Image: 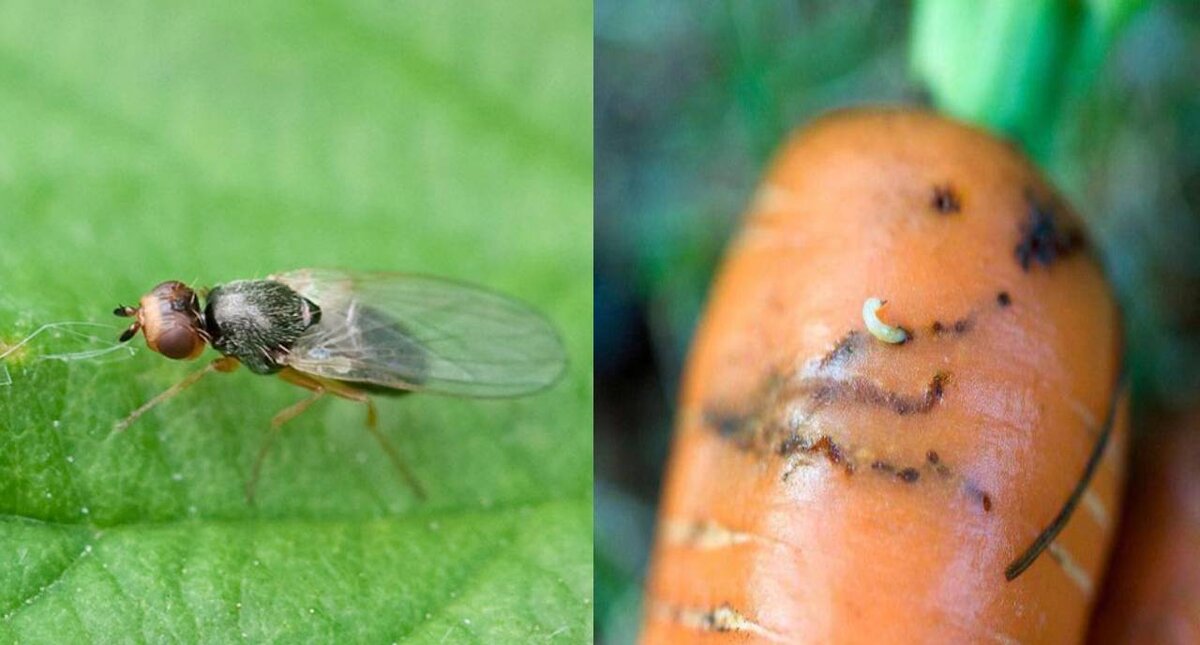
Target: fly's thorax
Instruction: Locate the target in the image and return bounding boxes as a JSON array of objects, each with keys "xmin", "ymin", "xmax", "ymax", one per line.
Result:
[{"xmin": 203, "ymin": 279, "xmax": 322, "ymax": 374}]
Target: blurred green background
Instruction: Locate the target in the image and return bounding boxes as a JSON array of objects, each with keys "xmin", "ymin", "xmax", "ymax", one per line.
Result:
[
  {"xmin": 595, "ymin": 0, "xmax": 1199, "ymax": 641},
  {"xmin": 0, "ymin": 1, "xmax": 592, "ymax": 643}
]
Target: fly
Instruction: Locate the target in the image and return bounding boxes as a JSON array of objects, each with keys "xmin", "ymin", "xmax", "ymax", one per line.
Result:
[{"xmin": 113, "ymin": 268, "xmax": 567, "ymax": 501}]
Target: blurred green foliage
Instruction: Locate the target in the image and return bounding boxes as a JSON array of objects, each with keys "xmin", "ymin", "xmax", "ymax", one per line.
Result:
[
  {"xmin": 0, "ymin": 1, "xmax": 592, "ymax": 642},
  {"xmin": 912, "ymin": 0, "xmax": 1147, "ymax": 161},
  {"xmin": 596, "ymin": 0, "xmax": 1198, "ymax": 642}
]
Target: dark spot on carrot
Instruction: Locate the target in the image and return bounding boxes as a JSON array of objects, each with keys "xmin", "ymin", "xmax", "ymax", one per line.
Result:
[
  {"xmin": 964, "ymin": 481, "xmax": 994, "ymax": 512},
  {"xmin": 929, "ymin": 372, "xmax": 948, "ymax": 402},
  {"xmin": 1015, "ymin": 191, "xmax": 1084, "ymax": 270},
  {"xmin": 935, "ymin": 464, "xmax": 952, "ymax": 478},
  {"xmin": 932, "ymin": 319, "xmax": 971, "ymax": 336},
  {"xmin": 997, "ymin": 291, "xmax": 1011, "ymax": 307},
  {"xmin": 932, "ymin": 185, "xmax": 961, "ymax": 214},
  {"xmin": 898, "ymin": 468, "xmax": 920, "ymax": 483},
  {"xmin": 704, "ymin": 406, "xmax": 769, "ymax": 453},
  {"xmin": 926, "ymin": 450, "xmax": 940, "ymax": 464},
  {"xmin": 706, "ymin": 410, "xmax": 746, "ymax": 440}
]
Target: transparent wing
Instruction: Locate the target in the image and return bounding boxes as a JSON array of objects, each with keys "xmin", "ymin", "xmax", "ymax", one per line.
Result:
[{"xmin": 272, "ymin": 269, "xmax": 567, "ymax": 397}]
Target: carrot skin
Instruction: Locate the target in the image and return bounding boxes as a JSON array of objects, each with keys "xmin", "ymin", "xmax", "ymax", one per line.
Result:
[{"xmin": 642, "ymin": 108, "xmax": 1126, "ymax": 644}]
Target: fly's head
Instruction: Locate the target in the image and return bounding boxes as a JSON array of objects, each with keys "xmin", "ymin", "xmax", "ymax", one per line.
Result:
[{"xmin": 115, "ymin": 280, "xmax": 208, "ymax": 360}]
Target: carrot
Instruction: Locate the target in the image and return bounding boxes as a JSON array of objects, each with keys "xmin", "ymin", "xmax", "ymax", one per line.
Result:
[
  {"xmin": 641, "ymin": 108, "xmax": 1127, "ymax": 643},
  {"xmin": 1089, "ymin": 413, "xmax": 1200, "ymax": 643}
]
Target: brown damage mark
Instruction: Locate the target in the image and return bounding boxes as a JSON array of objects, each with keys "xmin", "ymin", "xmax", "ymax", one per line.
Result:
[
  {"xmin": 870, "ymin": 460, "xmax": 922, "ymax": 484},
  {"xmin": 932, "ymin": 184, "xmax": 962, "ymax": 214},
  {"xmin": 700, "ymin": 337, "xmax": 1005, "ymax": 513},
  {"xmin": 706, "ymin": 406, "xmax": 996, "ymax": 507},
  {"xmin": 1015, "ymin": 190, "xmax": 1085, "ymax": 271},
  {"xmin": 966, "ymin": 481, "xmax": 994, "ymax": 513},
  {"xmin": 806, "ymin": 371, "xmax": 948, "ymax": 416},
  {"xmin": 996, "ymin": 291, "xmax": 1012, "ymax": 307},
  {"xmin": 818, "ymin": 330, "xmax": 865, "ymax": 369},
  {"xmin": 931, "ymin": 318, "xmax": 973, "ymax": 336},
  {"xmin": 778, "ymin": 434, "xmax": 855, "ymax": 475}
]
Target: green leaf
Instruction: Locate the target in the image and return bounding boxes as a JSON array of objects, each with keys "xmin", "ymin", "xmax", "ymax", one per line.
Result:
[{"xmin": 0, "ymin": 1, "xmax": 592, "ymax": 642}]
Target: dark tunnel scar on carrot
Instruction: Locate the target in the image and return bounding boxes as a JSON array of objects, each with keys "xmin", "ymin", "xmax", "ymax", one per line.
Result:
[
  {"xmin": 779, "ymin": 434, "xmax": 853, "ymax": 475},
  {"xmin": 819, "ymin": 330, "xmax": 864, "ymax": 368},
  {"xmin": 804, "ymin": 372, "xmax": 948, "ymax": 416},
  {"xmin": 707, "ymin": 406, "xmax": 994, "ymax": 508},
  {"xmin": 1014, "ymin": 190, "xmax": 1085, "ymax": 270}
]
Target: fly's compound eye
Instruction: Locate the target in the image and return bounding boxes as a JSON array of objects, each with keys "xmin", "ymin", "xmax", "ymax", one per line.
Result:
[{"xmin": 155, "ymin": 326, "xmax": 203, "ymax": 360}]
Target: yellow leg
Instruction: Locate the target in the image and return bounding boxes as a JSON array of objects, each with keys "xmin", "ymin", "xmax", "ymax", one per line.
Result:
[
  {"xmin": 363, "ymin": 404, "xmax": 427, "ymax": 500},
  {"xmin": 251, "ymin": 368, "xmax": 427, "ymax": 501},
  {"xmin": 245, "ymin": 387, "xmax": 328, "ymax": 503},
  {"xmin": 113, "ymin": 356, "xmax": 240, "ymax": 433}
]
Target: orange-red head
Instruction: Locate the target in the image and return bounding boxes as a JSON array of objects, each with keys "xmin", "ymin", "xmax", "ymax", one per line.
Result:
[{"xmin": 114, "ymin": 280, "xmax": 207, "ymax": 360}]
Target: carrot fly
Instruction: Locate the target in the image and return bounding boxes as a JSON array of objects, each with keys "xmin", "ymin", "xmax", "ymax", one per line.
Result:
[{"xmin": 112, "ymin": 268, "xmax": 566, "ymax": 500}]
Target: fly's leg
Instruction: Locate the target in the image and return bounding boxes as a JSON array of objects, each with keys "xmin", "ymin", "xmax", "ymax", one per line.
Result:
[
  {"xmin": 113, "ymin": 356, "xmax": 240, "ymax": 433},
  {"xmin": 258, "ymin": 368, "xmax": 427, "ymax": 501},
  {"xmin": 362, "ymin": 403, "xmax": 427, "ymax": 500},
  {"xmin": 244, "ymin": 386, "xmax": 328, "ymax": 503}
]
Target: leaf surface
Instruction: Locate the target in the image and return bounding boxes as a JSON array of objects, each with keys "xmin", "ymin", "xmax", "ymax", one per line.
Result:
[{"xmin": 0, "ymin": 2, "xmax": 592, "ymax": 642}]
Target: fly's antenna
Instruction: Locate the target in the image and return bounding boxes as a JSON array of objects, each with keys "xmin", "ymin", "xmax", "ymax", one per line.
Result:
[
  {"xmin": 1, "ymin": 321, "xmax": 138, "ymax": 386},
  {"xmin": 114, "ymin": 305, "xmax": 141, "ymax": 342}
]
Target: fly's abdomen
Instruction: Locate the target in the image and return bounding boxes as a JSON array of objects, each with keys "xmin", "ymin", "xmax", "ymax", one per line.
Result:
[{"xmin": 358, "ymin": 306, "xmax": 428, "ymax": 385}]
